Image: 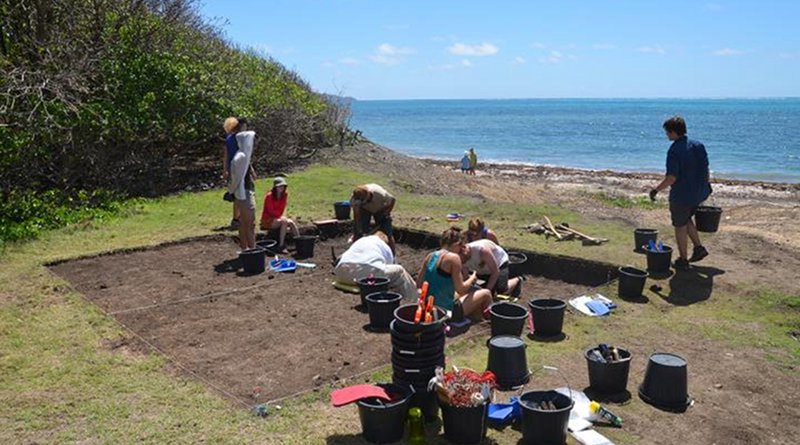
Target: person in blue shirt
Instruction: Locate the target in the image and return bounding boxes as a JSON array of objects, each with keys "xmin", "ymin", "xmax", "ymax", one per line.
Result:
[
  {"xmin": 649, "ymin": 116, "xmax": 712, "ymax": 270},
  {"xmin": 459, "ymin": 151, "xmax": 470, "ymax": 173}
]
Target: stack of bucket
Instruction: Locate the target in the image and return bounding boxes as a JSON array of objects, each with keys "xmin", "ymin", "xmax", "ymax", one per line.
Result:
[{"xmin": 390, "ymin": 304, "xmax": 446, "ymax": 421}]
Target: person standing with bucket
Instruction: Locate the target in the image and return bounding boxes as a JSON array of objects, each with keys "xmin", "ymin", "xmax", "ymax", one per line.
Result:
[
  {"xmin": 649, "ymin": 116, "xmax": 711, "ymax": 270},
  {"xmin": 350, "ymin": 184, "xmax": 396, "ymax": 253},
  {"xmin": 226, "ymin": 120, "xmax": 258, "ymax": 251}
]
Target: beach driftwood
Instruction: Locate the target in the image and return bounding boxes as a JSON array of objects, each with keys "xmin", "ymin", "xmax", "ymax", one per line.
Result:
[
  {"xmin": 556, "ymin": 224, "xmax": 608, "ymax": 246},
  {"xmin": 526, "ymin": 217, "xmax": 608, "ymax": 246}
]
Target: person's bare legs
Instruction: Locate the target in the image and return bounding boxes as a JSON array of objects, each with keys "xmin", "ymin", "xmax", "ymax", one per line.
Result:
[
  {"xmin": 674, "ymin": 225, "xmax": 689, "ymax": 260},
  {"xmin": 459, "ymin": 288, "xmax": 492, "ymax": 322},
  {"xmin": 238, "ymin": 202, "xmax": 256, "ymax": 250},
  {"xmin": 687, "ymin": 220, "xmax": 702, "ymax": 248},
  {"xmin": 507, "ymin": 277, "xmax": 520, "ymax": 295}
]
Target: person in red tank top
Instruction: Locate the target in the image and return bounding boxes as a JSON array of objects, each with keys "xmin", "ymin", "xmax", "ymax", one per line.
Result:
[{"xmin": 260, "ymin": 176, "xmax": 299, "ymax": 253}]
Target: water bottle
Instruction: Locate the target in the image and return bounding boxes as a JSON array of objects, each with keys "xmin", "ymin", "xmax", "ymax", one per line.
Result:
[
  {"xmin": 589, "ymin": 401, "xmax": 623, "ymax": 427},
  {"xmin": 408, "ymin": 407, "xmax": 426, "ymax": 444}
]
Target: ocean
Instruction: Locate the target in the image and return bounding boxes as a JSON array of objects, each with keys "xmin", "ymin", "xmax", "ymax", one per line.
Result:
[{"xmin": 349, "ymin": 98, "xmax": 800, "ymax": 183}]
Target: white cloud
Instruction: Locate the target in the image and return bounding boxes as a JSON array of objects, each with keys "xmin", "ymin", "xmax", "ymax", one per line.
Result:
[
  {"xmin": 338, "ymin": 57, "xmax": 362, "ymax": 65},
  {"xmin": 448, "ymin": 42, "xmax": 499, "ymax": 56},
  {"xmin": 531, "ymin": 42, "xmax": 546, "ymax": 49},
  {"xmin": 538, "ymin": 50, "xmax": 564, "ymax": 64},
  {"xmin": 593, "ymin": 43, "xmax": 616, "ymax": 50},
  {"xmin": 712, "ymin": 48, "xmax": 742, "ymax": 57},
  {"xmin": 370, "ymin": 43, "xmax": 415, "ymax": 65},
  {"xmin": 638, "ymin": 46, "xmax": 666, "ymax": 55},
  {"xmin": 461, "ymin": 59, "xmax": 472, "ymax": 67},
  {"xmin": 377, "ymin": 43, "xmax": 415, "ymax": 56},
  {"xmin": 513, "ymin": 56, "xmax": 526, "ymax": 64}
]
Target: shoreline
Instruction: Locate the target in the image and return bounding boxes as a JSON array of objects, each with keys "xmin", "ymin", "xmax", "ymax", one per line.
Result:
[{"xmin": 419, "ymin": 156, "xmax": 800, "ymax": 193}]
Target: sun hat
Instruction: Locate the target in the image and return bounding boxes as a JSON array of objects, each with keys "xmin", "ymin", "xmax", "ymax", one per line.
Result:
[{"xmin": 273, "ymin": 177, "xmax": 288, "ymax": 187}]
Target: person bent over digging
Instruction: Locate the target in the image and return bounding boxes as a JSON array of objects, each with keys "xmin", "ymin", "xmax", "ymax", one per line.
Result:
[
  {"xmin": 461, "ymin": 238, "xmax": 522, "ymax": 298},
  {"xmin": 260, "ymin": 176, "xmax": 299, "ymax": 254},
  {"xmin": 350, "ymin": 183, "xmax": 396, "ymax": 253},
  {"xmin": 466, "ymin": 217, "xmax": 500, "ymax": 245},
  {"xmin": 649, "ymin": 115, "xmax": 711, "ymax": 271},
  {"xmin": 334, "ymin": 231, "xmax": 417, "ymax": 299},
  {"xmin": 417, "ymin": 227, "xmax": 492, "ymax": 321}
]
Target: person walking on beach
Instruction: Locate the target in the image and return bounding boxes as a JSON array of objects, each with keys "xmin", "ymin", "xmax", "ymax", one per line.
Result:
[
  {"xmin": 649, "ymin": 115, "xmax": 711, "ymax": 270},
  {"xmin": 460, "ymin": 151, "xmax": 471, "ymax": 173},
  {"xmin": 468, "ymin": 147, "xmax": 478, "ymax": 175}
]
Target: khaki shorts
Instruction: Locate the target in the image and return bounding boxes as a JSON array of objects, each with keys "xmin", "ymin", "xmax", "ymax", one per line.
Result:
[{"xmin": 236, "ymin": 190, "xmax": 256, "ymax": 211}]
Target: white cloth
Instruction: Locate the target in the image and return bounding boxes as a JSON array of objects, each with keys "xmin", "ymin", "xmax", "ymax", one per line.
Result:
[
  {"xmin": 464, "ymin": 239, "xmax": 509, "ymax": 274},
  {"xmin": 228, "ymin": 131, "xmax": 255, "ymax": 200},
  {"xmin": 338, "ymin": 235, "xmax": 394, "ymax": 270}
]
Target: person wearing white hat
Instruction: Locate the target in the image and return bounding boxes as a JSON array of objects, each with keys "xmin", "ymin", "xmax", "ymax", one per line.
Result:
[{"xmin": 260, "ymin": 176, "xmax": 299, "ymax": 253}]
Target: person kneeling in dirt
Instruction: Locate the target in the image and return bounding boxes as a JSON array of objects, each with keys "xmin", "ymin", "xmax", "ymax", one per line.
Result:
[
  {"xmin": 417, "ymin": 227, "xmax": 492, "ymax": 321},
  {"xmin": 334, "ymin": 231, "xmax": 417, "ymax": 299},
  {"xmin": 461, "ymin": 238, "xmax": 521, "ymax": 298},
  {"xmin": 260, "ymin": 176, "xmax": 300, "ymax": 254},
  {"xmin": 466, "ymin": 217, "xmax": 500, "ymax": 245},
  {"xmin": 350, "ymin": 183, "xmax": 396, "ymax": 252}
]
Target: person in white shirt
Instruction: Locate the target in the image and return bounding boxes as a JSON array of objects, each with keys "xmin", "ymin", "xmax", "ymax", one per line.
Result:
[
  {"xmin": 461, "ymin": 239, "xmax": 521, "ymax": 297},
  {"xmin": 334, "ymin": 231, "xmax": 416, "ymax": 299}
]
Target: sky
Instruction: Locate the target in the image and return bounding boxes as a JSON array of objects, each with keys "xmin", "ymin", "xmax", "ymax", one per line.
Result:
[{"xmin": 199, "ymin": 0, "xmax": 800, "ymax": 100}]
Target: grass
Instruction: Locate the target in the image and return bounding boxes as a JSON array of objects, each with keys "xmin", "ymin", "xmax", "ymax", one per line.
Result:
[
  {"xmin": 589, "ymin": 191, "xmax": 664, "ymax": 210},
  {"xmin": 1, "ymin": 164, "xmax": 798, "ymax": 444}
]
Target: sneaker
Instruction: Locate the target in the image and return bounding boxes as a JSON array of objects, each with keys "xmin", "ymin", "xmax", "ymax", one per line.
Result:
[
  {"xmin": 673, "ymin": 258, "xmax": 691, "ymax": 270},
  {"xmin": 230, "ymin": 218, "xmax": 240, "ymax": 229},
  {"xmin": 689, "ymin": 245, "xmax": 708, "ymax": 263}
]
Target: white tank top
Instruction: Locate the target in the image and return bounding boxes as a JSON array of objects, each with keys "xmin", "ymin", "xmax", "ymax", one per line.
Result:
[{"xmin": 465, "ymin": 239, "xmax": 508, "ymax": 274}]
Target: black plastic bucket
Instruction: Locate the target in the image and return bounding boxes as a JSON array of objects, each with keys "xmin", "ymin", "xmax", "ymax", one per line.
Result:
[
  {"xmin": 490, "ymin": 302, "xmax": 529, "ymax": 337},
  {"xmin": 392, "ymin": 366, "xmax": 438, "ymax": 386},
  {"xmin": 618, "ymin": 266, "xmax": 649, "ymax": 299},
  {"xmin": 392, "ymin": 341, "xmax": 443, "ymax": 358},
  {"xmin": 357, "ymin": 383, "xmax": 414, "ymax": 444},
  {"xmin": 645, "ymin": 245, "xmax": 673, "ymax": 273},
  {"xmin": 634, "ymin": 228, "xmax": 658, "ymax": 253},
  {"xmin": 366, "ymin": 292, "xmax": 403, "ymax": 330},
  {"xmin": 256, "ymin": 239, "xmax": 278, "ymax": 255},
  {"xmin": 293, "ymin": 235, "xmax": 316, "ymax": 259},
  {"xmin": 695, "ymin": 206, "xmax": 722, "ymax": 233},
  {"xmin": 520, "ymin": 390, "xmax": 573, "ymax": 445},
  {"xmin": 334, "ymin": 201, "xmax": 351, "ymax": 220},
  {"xmin": 358, "ymin": 277, "xmax": 391, "ymax": 307},
  {"xmin": 239, "ymin": 247, "xmax": 266, "ymax": 274},
  {"xmin": 639, "ymin": 352, "xmax": 691, "ymax": 412},
  {"xmin": 391, "ymin": 380, "xmax": 438, "ymax": 422},
  {"xmin": 585, "ymin": 347, "xmax": 632, "ymax": 394},
  {"xmin": 391, "ymin": 351, "xmax": 445, "ymax": 370},
  {"xmin": 389, "ymin": 320, "xmax": 445, "ymax": 345},
  {"xmin": 486, "ymin": 335, "xmax": 530, "ymax": 389},
  {"xmin": 393, "ymin": 304, "xmax": 447, "ymax": 335},
  {"xmin": 508, "ymin": 252, "xmax": 528, "ymax": 278},
  {"xmin": 440, "ymin": 401, "xmax": 488, "ymax": 444},
  {"xmin": 528, "ymin": 299, "xmax": 566, "ymax": 337}
]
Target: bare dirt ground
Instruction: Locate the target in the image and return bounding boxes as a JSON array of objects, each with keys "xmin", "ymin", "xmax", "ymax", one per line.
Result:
[
  {"xmin": 311, "ymin": 143, "xmax": 800, "ymax": 445},
  {"xmin": 320, "ymin": 143, "xmax": 800, "ymax": 296},
  {"xmin": 49, "ymin": 235, "xmax": 585, "ymax": 407}
]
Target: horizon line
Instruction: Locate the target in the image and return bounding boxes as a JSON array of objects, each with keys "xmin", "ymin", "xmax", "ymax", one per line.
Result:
[{"xmin": 348, "ymin": 96, "xmax": 800, "ymax": 102}]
